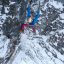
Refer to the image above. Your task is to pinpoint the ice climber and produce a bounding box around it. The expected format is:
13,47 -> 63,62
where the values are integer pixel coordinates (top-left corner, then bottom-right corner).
19,1 -> 40,33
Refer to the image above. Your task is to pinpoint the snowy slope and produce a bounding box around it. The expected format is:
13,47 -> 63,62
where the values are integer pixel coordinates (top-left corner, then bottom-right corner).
10,33 -> 64,64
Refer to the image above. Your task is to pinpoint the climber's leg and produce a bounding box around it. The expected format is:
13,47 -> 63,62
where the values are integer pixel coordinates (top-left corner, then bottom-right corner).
21,24 -> 29,31
32,26 -> 36,33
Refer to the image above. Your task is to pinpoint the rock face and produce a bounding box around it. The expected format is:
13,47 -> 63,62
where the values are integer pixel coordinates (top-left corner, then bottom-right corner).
2,0 -> 27,38
0,0 -> 27,63
19,0 -> 27,21
2,17 -> 20,38
0,0 -> 64,64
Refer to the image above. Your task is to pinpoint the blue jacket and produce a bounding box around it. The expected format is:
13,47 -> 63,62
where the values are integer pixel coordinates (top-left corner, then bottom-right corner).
30,10 -> 40,25
27,5 -> 31,17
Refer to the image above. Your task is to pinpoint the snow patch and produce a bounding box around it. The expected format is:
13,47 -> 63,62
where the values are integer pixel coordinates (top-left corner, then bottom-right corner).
5,7 -> 9,13
9,2 -> 16,5
0,35 -> 10,58
60,13 -> 64,19
49,0 -> 64,11
58,29 -> 64,33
